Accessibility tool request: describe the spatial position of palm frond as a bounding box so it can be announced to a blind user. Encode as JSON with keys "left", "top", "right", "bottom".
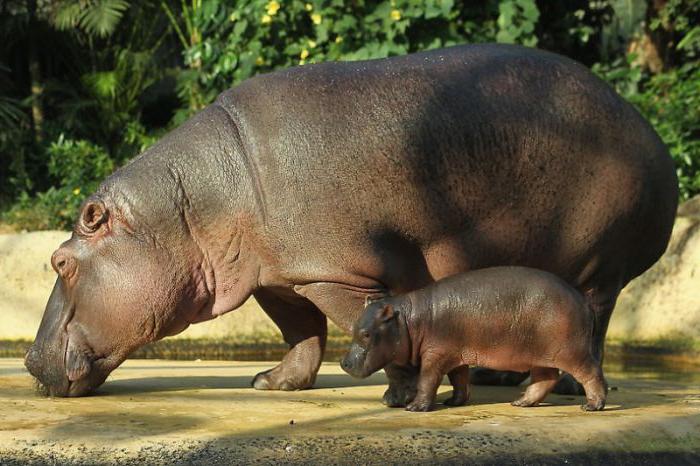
{"left": 0, "top": 96, "right": 25, "bottom": 130}
{"left": 79, "top": 0, "right": 130, "bottom": 37}
{"left": 51, "top": 0, "right": 130, "bottom": 37}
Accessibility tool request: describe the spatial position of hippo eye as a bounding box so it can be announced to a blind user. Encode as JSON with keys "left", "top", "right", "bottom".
{"left": 359, "top": 329, "right": 370, "bottom": 341}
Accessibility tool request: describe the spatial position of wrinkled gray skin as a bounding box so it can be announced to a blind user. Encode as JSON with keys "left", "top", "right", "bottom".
{"left": 341, "top": 267, "right": 607, "bottom": 412}
{"left": 25, "top": 44, "right": 678, "bottom": 398}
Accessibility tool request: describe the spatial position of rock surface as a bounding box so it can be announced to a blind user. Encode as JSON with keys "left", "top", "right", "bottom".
{"left": 608, "top": 196, "right": 700, "bottom": 341}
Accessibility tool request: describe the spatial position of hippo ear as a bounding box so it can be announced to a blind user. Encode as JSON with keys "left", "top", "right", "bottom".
{"left": 376, "top": 304, "right": 397, "bottom": 323}
{"left": 79, "top": 199, "right": 109, "bottom": 234}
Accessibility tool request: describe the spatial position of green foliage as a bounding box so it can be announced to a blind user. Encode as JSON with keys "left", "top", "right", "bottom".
{"left": 52, "top": 0, "right": 130, "bottom": 38}
{"left": 636, "top": 65, "right": 700, "bottom": 199}
{"left": 3, "top": 136, "right": 114, "bottom": 230}
{"left": 496, "top": 0, "right": 539, "bottom": 46}
{"left": 172, "top": 0, "right": 537, "bottom": 121}
{"left": 595, "top": 58, "right": 700, "bottom": 200}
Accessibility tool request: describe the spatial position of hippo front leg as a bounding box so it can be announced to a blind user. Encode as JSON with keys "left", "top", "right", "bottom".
{"left": 383, "top": 364, "right": 419, "bottom": 407}
{"left": 405, "top": 361, "right": 445, "bottom": 412}
{"left": 251, "top": 288, "right": 327, "bottom": 390}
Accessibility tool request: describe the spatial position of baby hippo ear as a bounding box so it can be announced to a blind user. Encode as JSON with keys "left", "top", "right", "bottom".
{"left": 376, "top": 304, "right": 397, "bottom": 323}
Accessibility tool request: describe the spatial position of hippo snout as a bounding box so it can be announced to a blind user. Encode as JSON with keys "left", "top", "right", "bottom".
{"left": 24, "top": 343, "right": 71, "bottom": 397}
{"left": 341, "top": 345, "right": 369, "bottom": 378}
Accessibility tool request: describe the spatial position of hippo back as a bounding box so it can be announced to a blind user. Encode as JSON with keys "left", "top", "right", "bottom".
{"left": 216, "top": 43, "right": 677, "bottom": 294}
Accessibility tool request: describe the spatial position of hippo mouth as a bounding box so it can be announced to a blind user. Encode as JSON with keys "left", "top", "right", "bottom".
{"left": 31, "top": 356, "right": 111, "bottom": 398}
{"left": 26, "top": 336, "right": 114, "bottom": 398}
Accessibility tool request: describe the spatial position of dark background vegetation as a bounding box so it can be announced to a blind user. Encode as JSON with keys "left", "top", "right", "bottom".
{"left": 1, "top": 0, "right": 698, "bottom": 230}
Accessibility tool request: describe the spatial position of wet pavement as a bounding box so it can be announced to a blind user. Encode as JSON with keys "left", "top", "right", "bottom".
{"left": 1, "top": 358, "right": 699, "bottom": 465}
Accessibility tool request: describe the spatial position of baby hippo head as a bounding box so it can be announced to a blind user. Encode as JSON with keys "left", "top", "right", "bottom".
{"left": 341, "top": 299, "right": 402, "bottom": 378}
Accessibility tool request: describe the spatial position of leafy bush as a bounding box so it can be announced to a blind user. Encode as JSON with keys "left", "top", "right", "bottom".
{"left": 596, "top": 58, "right": 700, "bottom": 200}
{"left": 3, "top": 136, "right": 114, "bottom": 230}
{"left": 173, "top": 0, "right": 540, "bottom": 121}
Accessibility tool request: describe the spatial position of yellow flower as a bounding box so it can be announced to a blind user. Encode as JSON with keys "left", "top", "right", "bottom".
{"left": 261, "top": 14, "right": 272, "bottom": 24}
{"left": 305, "top": 3, "right": 313, "bottom": 11}
{"left": 335, "top": 36, "right": 343, "bottom": 44}
{"left": 266, "top": 1, "right": 280, "bottom": 16}
{"left": 308, "top": 40, "right": 317, "bottom": 48}
{"left": 255, "top": 56, "right": 265, "bottom": 66}
{"left": 390, "top": 9, "right": 401, "bottom": 21}
{"left": 73, "top": 188, "right": 81, "bottom": 196}
{"left": 311, "top": 13, "right": 322, "bottom": 25}
{"left": 299, "top": 59, "right": 306, "bottom": 65}
{"left": 300, "top": 49, "right": 310, "bottom": 60}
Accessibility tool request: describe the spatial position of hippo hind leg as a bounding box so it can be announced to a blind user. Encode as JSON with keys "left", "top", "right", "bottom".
{"left": 569, "top": 361, "right": 607, "bottom": 411}
{"left": 553, "top": 282, "right": 620, "bottom": 396}
{"left": 511, "top": 367, "right": 560, "bottom": 407}
{"left": 251, "top": 288, "right": 327, "bottom": 390}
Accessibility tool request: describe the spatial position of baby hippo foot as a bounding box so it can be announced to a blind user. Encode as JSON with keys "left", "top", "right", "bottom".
{"left": 252, "top": 365, "right": 314, "bottom": 391}
{"left": 581, "top": 398, "right": 606, "bottom": 411}
{"left": 382, "top": 365, "right": 419, "bottom": 407}
{"left": 511, "top": 397, "right": 540, "bottom": 408}
{"left": 405, "top": 398, "right": 434, "bottom": 412}
{"left": 382, "top": 384, "right": 418, "bottom": 407}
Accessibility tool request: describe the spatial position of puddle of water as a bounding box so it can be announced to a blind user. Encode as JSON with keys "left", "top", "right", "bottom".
{"left": 604, "top": 349, "right": 700, "bottom": 384}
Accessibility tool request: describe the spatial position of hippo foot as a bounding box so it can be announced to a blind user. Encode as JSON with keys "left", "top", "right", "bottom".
{"left": 405, "top": 399, "right": 433, "bottom": 412}
{"left": 581, "top": 401, "right": 605, "bottom": 412}
{"left": 382, "top": 385, "right": 417, "bottom": 408}
{"left": 511, "top": 398, "right": 539, "bottom": 408}
{"left": 444, "top": 393, "right": 469, "bottom": 407}
{"left": 252, "top": 367, "right": 314, "bottom": 391}
{"left": 552, "top": 373, "right": 586, "bottom": 396}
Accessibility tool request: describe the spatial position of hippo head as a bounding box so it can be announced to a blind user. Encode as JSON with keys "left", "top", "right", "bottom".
{"left": 24, "top": 195, "right": 210, "bottom": 397}
{"left": 341, "top": 300, "right": 403, "bottom": 378}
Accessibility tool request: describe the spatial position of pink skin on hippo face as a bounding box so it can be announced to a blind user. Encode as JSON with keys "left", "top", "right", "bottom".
{"left": 24, "top": 199, "right": 209, "bottom": 397}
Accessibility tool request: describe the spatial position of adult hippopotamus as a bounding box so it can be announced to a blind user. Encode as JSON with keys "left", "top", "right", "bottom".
{"left": 25, "top": 43, "right": 678, "bottom": 398}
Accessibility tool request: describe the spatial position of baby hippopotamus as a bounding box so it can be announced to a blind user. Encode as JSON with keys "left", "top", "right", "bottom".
{"left": 340, "top": 266, "right": 606, "bottom": 412}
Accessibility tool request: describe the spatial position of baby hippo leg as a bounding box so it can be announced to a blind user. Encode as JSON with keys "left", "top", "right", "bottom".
{"left": 570, "top": 362, "right": 607, "bottom": 411}
{"left": 444, "top": 365, "right": 470, "bottom": 406}
{"left": 511, "top": 367, "right": 560, "bottom": 407}
{"left": 405, "top": 361, "right": 445, "bottom": 412}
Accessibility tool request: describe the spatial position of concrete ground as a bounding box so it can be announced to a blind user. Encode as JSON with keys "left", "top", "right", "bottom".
{"left": 1, "top": 359, "right": 699, "bottom": 465}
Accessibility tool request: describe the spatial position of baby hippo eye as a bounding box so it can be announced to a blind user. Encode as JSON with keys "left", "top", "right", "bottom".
{"left": 359, "top": 329, "right": 370, "bottom": 341}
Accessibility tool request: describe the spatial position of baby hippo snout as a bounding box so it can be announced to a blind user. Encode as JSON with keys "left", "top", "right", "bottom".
{"left": 341, "top": 345, "right": 368, "bottom": 378}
